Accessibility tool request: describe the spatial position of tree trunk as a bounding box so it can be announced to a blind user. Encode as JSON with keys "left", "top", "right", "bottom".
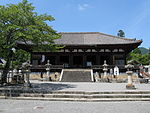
{"left": 1, "top": 50, "right": 13, "bottom": 84}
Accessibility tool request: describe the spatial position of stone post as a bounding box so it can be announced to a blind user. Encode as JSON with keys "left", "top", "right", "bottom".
{"left": 45, "top": 60, "right": 51, "bottom": 81}
{"left": 22, "top": 61, "right": 32, "bottom": 87}
{"left": 8, "top": 70, "right": 13, "bottom": 83}
{"left": 26, "top": 68, "right": 31, "bottom": 87}
{"left": 95, "top": 72, "right": 100, "bottom": 82}
{"left": 114, "top": 66, "right": 119, "bottom": 77}
{"left": 110, "top": 68, "right": 113, "bottom": 79}
{"left": 125, "top": 63, "right": 135, "bottom": 89}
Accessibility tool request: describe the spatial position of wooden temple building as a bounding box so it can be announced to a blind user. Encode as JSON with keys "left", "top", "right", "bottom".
{"left": 29, "top": 32, "right": 142, "bottom": 69}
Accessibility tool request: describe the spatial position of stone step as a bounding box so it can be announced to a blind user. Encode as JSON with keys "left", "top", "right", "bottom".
{"left": 61, "top": 69, "right": 92, "bottom": 82}
{"left": 2, "top": 96, "right": 150, "bottom": 102}
{"left": 18, "top": 93, "right": 150, "bottom": 98}
{"left": 1, "top": 92, "right": 150, "bottom": 98}
{"left": 45, "top": 91, "right": 150, "bottom": 94}
{"left": 1, "top": 90, "right": 150, "bottom": 94}
{"left": 1, "top": 93, "right": 149, "bottom": 97}
{"left": 1, "top": 91, "right": 150, "bottom": 101}
{"left": 63, "top": 69, "right": 91, "bottom": 71}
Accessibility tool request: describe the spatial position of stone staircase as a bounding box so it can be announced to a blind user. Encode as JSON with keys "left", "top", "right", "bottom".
{"left": 1, "top": 91, "right": 150, "bottom": 101}
{"left": 60, "top": 69, "right": 93, "bottom": 82}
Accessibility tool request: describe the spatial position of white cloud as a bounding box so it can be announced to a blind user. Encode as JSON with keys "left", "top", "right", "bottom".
{"left": 78, "top": 4, "right": 90, "bottom": 11}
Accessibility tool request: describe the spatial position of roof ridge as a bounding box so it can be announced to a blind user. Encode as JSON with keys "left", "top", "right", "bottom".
{"left": 60, "top": 32, "right": 100, "bottom": 34}
{"left": 97, "top": 32, "right": 137, "bottom": 41}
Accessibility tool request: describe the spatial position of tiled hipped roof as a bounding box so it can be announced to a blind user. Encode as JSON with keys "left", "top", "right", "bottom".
{"left": 55, "top": 32, "right": 142, "bottom": 45}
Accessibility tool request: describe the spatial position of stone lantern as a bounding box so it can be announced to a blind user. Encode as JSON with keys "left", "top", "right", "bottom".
{"left": 45, "top": 60, "right": 51, "bottom": 81}
{"left": 125, "top": 63, "right": 135, "bottom": 89}
{"left": 103, "top": 60, "right": 108, "bottom": 78}
{"left": 22, "top": 60, "right": 32, "bottom": 87}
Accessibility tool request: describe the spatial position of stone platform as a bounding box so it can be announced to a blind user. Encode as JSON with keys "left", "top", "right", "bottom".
{"left": 0, "top": 80, "right": 150, "bottom": 101}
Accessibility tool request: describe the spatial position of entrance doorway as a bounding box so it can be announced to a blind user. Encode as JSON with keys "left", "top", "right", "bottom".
{"left": 100, "top": 55, "right": 110, "bottom": 65}
{"left": 86, "top": 55, "right": 96, "bottom": 66}
{"left": 60, "top": 56, "right": 69, "bottom": 67}
{"left": 47, "top": 56, "right": 56, "bottom": 65}
{"left": 73, "top": 56, "right": 83, "bottom": 68}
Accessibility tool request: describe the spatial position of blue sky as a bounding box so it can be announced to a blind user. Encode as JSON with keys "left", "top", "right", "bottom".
{"left": 0, "top": 0, "right": 150, "bottom": 48}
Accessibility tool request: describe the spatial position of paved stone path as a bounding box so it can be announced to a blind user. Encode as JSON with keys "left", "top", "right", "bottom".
{"left": 0, "top": 80, "right": 150, "bottom": 112}
{"left": 1, "top": 80, "right": 150, "bottom": 92}
{"left": 29, "top": 80, "right": 150, "bottom": 92}
{"left": 0, "top": 99, "right": 150, "bottom": 113}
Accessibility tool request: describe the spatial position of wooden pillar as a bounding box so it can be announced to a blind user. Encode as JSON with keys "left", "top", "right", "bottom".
{"left": 110, "top": 50, "right": 113, "bottom": 65}
{"left": 96, "top": 54, "right": 100, "bottom": 65}
{"left": 110, "top": 54, "right": 113, "bottom": 65}
{"left": 124, "top": 53, "right": 127, "bottom": 65}
{"left": 69, "top": 54, "right": 73, "bottom": 67}
{"left": 83, "top": 55, "right": 86, "bottom": 67}
{"left": 113, "top": 55, "right": 115, "bottom": 65}
{"left": 55, "top": 55, "right": 60, "bottom": 65}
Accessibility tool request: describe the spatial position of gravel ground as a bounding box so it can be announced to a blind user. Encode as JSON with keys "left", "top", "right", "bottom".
{"left": 0, "top": 81, "right": 150, "bottom": 113}
{"left": 0, "top": 99, "right": 150, "bottom": 113}
{"left": 30, "top": 80, "right": 150, "bottom": 92}
{"left": 1, "top": 80, "right": 150, "bottom": 92}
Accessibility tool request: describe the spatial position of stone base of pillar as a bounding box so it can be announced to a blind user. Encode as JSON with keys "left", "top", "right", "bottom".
{"left": 126, "top": 84, "right": 136, "bottom": 89}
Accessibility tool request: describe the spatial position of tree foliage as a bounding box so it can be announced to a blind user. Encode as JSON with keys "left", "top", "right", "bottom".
{"left": 0, "top": 0, "right": 60, "bottom": 53}
{"left": 0, "top": 0, "right": 61, "bottom": 83}
{"left": 127, "top": 47, "right": 150, "bottom": 65}
{"left": 117, "top": 30, "right": 125, "bottom": 37}
{"left": 13, "top": 49, "right": 31, "bottom": 68}
{"left": 132, "top": 48, "right": 141, "bottom": 54}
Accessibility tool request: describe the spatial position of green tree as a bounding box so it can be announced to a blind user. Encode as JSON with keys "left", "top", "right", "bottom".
{"left": 13, "top": 49, "right": 31, "bottom": 68}
{"left": 132, "top": 48, "right": 141, "bottom": 54}
{"left": 117, "top": 30, "right": 125, "bottom": 37}
{"left": 127, "top": 47, "right": 150, "bottom": 65}
{"left": 0, "top": 0, "right": 61, "bottom": 84}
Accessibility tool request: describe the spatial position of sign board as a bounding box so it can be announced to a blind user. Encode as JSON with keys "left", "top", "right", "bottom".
{"left": 114, "top": 66, "right": 119, "bottom": 76}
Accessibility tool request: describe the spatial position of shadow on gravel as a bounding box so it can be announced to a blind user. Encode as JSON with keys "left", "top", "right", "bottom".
{"left": 31, "top": 83, "right": 76, "bottom": 91}
{"left": 0, "top": 83, "right": 76, "bottom": 97}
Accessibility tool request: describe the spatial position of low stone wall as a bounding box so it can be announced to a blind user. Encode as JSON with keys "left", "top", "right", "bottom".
{"left": 94, "top": 72, "right": 139, "bottom": 83}
{"left": 30, "top": 72, "right": 61, "bottom": 81}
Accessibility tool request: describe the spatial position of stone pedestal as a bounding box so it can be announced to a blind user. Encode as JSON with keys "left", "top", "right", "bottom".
{"left": 45, "top": 60, "right": 51, "bottom": 81}
{"left": 103, "top": 60, "right": 108, "bottom": 78}
{"left": 103, "top": 68, "right": 108, "bottom": 78}
{"left": 22, "top": 61, "right": 32, "bottom": 88}
{"left": 24, "top": 69, "right": 31, "bottom": 88}
{"left": 126, "top": 71, "right": 136, "bottom": 89}
{"left": 95, "top": 72, "right": 100, "bottom": 82}
{"left": 46, "top": 68, "right": 51, "bottom": 81}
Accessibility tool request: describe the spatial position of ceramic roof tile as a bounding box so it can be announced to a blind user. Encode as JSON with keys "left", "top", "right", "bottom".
{"left": 55, "top": 32, "right": 142, "bottom": 45}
